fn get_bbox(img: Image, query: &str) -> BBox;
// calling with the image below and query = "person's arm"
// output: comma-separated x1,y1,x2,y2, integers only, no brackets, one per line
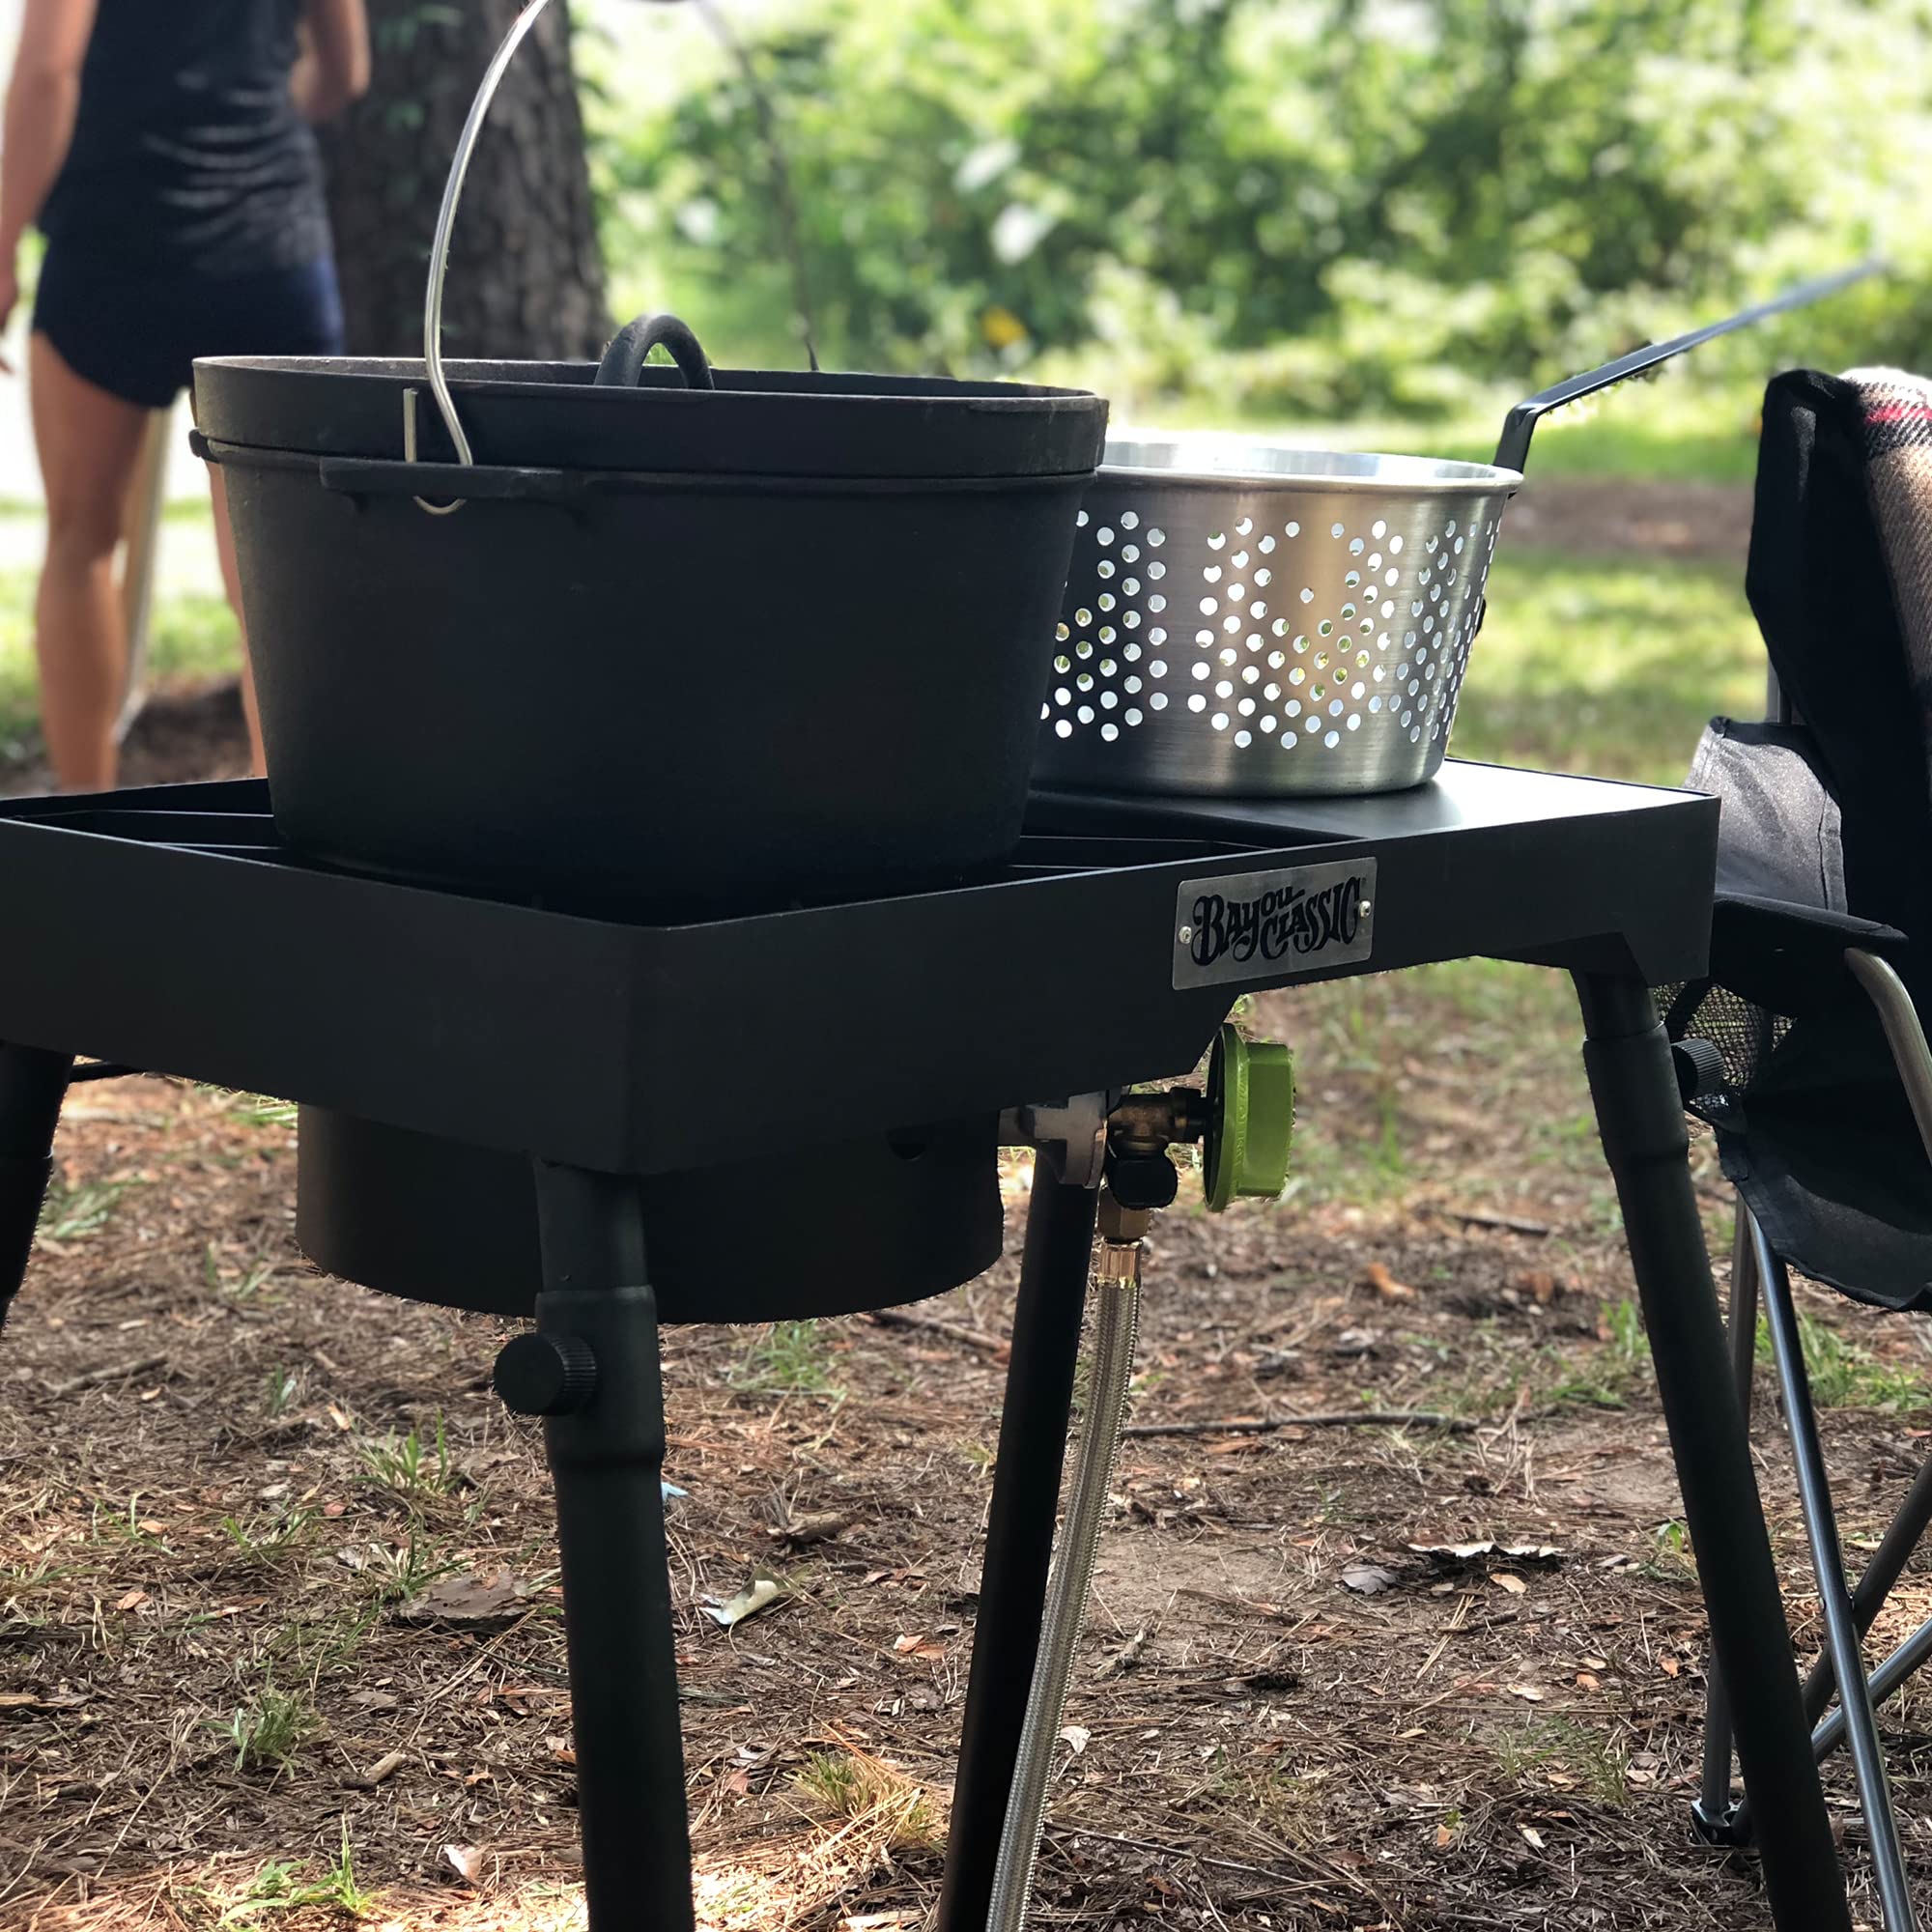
0,0,98,355
290,0,369,125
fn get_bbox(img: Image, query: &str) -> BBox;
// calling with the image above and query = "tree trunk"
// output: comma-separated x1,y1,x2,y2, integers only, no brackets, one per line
320,0,609,361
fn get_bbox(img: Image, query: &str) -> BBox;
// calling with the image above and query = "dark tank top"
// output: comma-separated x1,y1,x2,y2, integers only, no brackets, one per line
41,0,330,277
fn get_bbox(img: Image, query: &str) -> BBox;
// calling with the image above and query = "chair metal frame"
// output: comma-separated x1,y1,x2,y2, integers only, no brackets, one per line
1695,943,1932,1932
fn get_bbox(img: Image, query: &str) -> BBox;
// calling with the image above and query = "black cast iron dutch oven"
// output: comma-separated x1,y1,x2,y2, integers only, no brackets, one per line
193,344,1103,907
192,332,1104,908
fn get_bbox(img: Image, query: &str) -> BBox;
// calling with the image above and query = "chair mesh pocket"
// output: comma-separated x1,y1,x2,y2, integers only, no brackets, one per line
1658,980,1794,1125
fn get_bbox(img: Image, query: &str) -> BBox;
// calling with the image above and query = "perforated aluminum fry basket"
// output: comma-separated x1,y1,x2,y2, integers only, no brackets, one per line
1031,438,1521,796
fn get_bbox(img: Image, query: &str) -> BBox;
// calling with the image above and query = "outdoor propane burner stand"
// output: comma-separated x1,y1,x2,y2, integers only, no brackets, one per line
0,763,1856,1932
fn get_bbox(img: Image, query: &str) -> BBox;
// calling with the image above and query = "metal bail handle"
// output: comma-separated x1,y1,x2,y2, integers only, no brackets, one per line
419,0,556,479
412,0,720,513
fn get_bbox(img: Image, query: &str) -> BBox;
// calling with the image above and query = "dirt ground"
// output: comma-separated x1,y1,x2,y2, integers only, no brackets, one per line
1497,479,1752,563
4,963,1932,1932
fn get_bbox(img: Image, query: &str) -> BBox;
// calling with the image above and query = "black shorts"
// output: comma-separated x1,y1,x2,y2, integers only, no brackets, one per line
33,245,345,411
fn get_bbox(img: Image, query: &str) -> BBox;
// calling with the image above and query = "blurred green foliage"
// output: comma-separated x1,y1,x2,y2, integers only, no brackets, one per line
590,0,1932,417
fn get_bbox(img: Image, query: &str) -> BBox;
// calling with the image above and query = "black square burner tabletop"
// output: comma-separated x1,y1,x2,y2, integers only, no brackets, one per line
0,760,1862,1932
0,762,1713,1174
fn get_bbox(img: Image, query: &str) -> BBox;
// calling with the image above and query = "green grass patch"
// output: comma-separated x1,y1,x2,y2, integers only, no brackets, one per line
792,1747,942,1850
213,1683,321,1776
1451,546,1762,787
215,1823,373,1925
37,1175,139,1242
1759,1310,1929,1412
732,1318,839,1395
355,1417,465,1503
1492,1716,1630,1806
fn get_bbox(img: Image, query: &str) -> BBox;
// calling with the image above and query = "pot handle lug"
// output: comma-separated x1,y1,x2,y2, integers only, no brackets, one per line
318,456,591,509
596,314,715,392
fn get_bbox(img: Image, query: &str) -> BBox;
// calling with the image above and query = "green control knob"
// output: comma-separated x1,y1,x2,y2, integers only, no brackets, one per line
1203,1023,1294,1212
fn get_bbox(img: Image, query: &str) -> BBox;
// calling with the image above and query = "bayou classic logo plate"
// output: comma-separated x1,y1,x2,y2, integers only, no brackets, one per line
1172,858,1377,990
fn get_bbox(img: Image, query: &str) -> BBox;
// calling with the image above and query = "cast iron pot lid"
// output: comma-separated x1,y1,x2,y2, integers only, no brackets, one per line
192,355,1108,481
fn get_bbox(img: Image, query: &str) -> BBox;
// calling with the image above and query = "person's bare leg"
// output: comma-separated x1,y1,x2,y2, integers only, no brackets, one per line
28,333,151,791
207,467,265,776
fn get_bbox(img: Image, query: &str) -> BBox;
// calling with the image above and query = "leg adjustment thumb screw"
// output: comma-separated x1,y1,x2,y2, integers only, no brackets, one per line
494,1332,598,1416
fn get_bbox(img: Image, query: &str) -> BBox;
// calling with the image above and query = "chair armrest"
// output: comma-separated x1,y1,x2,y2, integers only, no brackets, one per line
1706,892,1909,1019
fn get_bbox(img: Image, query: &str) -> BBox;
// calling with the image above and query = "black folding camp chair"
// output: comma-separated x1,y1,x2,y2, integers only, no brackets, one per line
1666,367,1932,1930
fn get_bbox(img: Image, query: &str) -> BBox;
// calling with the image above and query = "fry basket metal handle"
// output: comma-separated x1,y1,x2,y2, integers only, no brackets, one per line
1492,260,1884,475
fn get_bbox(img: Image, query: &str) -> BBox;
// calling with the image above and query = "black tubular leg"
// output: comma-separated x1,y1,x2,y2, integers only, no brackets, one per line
1805,1450,1932,1725
934,1166,1098,1932
523,1160,695,1932
1573,974,1852,1932
1752,1213,1918,1932
0,1044,73,1332
1696,1204,1763,1842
